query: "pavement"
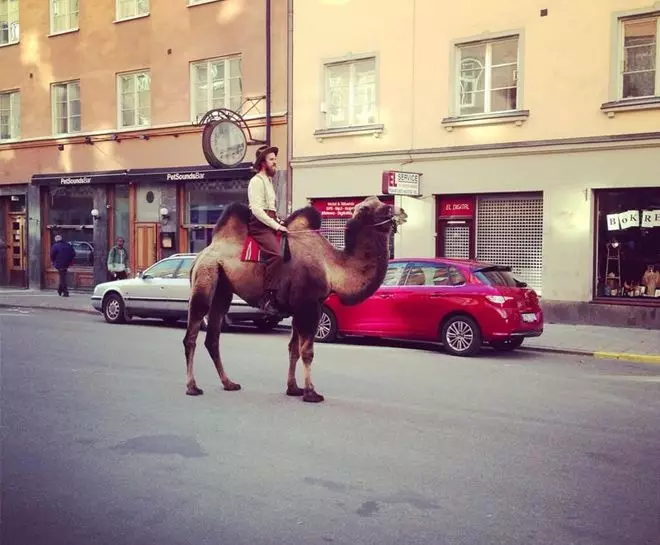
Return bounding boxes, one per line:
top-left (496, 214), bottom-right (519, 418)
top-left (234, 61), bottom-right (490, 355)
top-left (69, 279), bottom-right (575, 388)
top-left (1, 287), bottom-right (659, 364)
top-left (2, 309), bottom-right (659, 545)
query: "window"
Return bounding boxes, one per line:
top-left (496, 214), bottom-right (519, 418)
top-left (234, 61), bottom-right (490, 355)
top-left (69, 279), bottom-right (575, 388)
top-left (116, 0), bottom-right (149, 20)
top-left (324, 57), bottom-right (377, 128)
top-left (52, 80), bottom-right (81, 134)
top-left (117, 71), bottom-right (151, 128)
top-left (190, 56), bottom-right (242, 122)
top-left (175, 258), bottom-right (195, 279)
top-left (50, 0), bottom-right (79, 34)
top-left (0, 90), bottom-right (20, 140)
top-left (382, 262), bottom-right (407, 286)
top-left (620, 16), bottom-right (659, 99)
top-left (595, 188), bottom-right (660, 300)
top-left (48, 186), bottom-right (94, 268)
top-left (402, 263), bottom-right (467, 287)
top-left (114, 185), bottom-right (130, 251)
top-left (456, 36), bottom-right (519, 116)
top-left (0, 0), bottom-right (19, 45)
top-left (144, 259), bottom-right (182, 279)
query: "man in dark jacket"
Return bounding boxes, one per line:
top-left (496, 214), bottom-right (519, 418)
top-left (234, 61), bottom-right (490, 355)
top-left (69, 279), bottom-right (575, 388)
top-left (50, 235), bottom-right (76, 296)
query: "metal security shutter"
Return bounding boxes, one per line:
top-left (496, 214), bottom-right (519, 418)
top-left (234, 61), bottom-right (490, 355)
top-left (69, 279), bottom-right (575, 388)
top-left (320, 218), bottom-right (395, 257)
top-left (476, 194), bottom-right (544, 293)
top-left (443, 224), bottom-right (471, 259)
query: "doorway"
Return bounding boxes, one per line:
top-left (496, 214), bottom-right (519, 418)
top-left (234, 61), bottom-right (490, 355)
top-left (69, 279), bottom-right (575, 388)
top-left (1, 196), bottom-right (28, 287)
top-left (135, 223), bottom-right (159, 274)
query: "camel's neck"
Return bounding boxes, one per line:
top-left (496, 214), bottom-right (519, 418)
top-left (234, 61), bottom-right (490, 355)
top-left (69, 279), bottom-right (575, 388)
top-left (330, 227), bottom-right (390, 305)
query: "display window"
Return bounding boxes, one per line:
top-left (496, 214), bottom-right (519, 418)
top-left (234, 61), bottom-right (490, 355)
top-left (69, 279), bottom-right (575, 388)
top-left (595, 188), bottom-right (660, 301)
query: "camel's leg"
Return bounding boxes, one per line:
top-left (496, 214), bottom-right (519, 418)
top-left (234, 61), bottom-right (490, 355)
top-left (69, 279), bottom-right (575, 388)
top-left (204, 276), bottom-right (241, 392)
top-left (286, 327), bottom-right (304, 396)
top-left (293, 305), bottom-right (324, 403)
top-left (183, 264), bottom-right (216, 396)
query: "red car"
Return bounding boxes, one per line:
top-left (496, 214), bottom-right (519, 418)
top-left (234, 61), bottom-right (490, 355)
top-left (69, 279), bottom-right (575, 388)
top-left (315, 258), bottom-right (544, 356)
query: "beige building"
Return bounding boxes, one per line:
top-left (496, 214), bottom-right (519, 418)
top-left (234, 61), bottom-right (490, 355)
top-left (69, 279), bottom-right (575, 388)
top-left (290, 0), bottom-right (660, 327)
top-left (0, 0), bottom-right (288, 290)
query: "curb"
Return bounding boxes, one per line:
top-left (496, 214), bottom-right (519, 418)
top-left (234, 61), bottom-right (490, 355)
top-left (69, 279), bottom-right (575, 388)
top-left (521, 346), bottom-right (594, 358)
top-left (593, 351), bottom-right (660, 365)
top-left (0, 303), bottom-right (98, 316)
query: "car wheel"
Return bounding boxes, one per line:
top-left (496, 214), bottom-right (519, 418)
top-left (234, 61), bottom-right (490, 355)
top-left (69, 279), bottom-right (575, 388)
top-left (254, 317), bottom-right (280, 332)
top-left (315, 307), bottom-right (337, 343)
top-left (441, 315), bottom-right (482, 357)
top-left (103, 293), bottom-right (126, 324)
top-left (491, 338), bottom-right (524, 351)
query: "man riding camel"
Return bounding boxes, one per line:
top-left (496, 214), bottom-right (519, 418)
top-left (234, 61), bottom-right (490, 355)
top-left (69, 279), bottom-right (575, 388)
top-left (247, 144), bottom-right (288, 315)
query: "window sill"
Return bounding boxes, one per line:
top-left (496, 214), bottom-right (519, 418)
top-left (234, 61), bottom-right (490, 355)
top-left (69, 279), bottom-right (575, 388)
top-left (600, 97), bottom-right (660, 117)
top-left (314, 124), bottom-right (384, 142)
top-left (0, 41), bottom-right (19, 49)
top-left (48, 28), bottom-right (80, 38)
top-left (187, 0), bottom-right (224, 7)
top-left (0, 137), bottom-right (20, 144)
top-left (113, 14), bottom-right (150, 24)
top-left (441, 110), bottom-right (530, 131)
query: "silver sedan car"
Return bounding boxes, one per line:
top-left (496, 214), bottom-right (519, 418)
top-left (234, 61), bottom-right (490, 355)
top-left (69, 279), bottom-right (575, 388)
top-left (90, 253), bottom-right (283, 331)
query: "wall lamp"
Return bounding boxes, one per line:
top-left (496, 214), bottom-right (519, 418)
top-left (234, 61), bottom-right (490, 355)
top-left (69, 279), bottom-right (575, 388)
top-left (91, 208), bottom-right (100, 221)
top-left (159, 207), bottom-right (170, 219)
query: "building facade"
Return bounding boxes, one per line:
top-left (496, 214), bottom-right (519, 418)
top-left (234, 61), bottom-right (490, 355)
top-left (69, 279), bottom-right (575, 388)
top-left (290, 0), bottom-right (660, 328)
top-left (0, 0), bottom-right (288, 291)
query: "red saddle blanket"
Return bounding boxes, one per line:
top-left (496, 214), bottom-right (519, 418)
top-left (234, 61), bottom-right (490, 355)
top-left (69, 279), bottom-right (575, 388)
top-left (240, 232), bottom-right (287, 263)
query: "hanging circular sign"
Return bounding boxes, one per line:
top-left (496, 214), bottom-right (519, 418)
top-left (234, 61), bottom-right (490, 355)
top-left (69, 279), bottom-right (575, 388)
top-left (202, 119), bottom-right (248, 168)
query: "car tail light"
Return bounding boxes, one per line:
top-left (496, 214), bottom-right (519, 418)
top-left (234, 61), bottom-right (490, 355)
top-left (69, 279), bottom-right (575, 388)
top-left (485, 295), bottom-right (514, 305)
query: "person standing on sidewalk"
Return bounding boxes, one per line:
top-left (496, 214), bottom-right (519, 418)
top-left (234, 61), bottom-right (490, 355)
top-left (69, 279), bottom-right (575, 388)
top-left (247, 145), bottom-right (288, 315)
top-left (107, 237), bottom-right (130, 280)
top-left (50, 234), bottom-right (75, 297)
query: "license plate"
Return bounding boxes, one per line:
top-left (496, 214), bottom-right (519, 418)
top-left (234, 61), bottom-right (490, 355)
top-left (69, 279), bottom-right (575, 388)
top-left (521, 313), bottom-right (536, 323)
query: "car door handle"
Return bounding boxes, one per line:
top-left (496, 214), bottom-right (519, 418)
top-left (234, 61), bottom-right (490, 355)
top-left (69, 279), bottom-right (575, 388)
top-left (430, 293), bottom-right (444, 298)
top-left (378, 294), bottom-right (393, 299)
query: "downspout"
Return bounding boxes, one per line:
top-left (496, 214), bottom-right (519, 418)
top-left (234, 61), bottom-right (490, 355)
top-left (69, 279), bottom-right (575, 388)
top-left (266, 0), bottom-right (272, 146)
top-left (285, 0), bottom-right (293, 213)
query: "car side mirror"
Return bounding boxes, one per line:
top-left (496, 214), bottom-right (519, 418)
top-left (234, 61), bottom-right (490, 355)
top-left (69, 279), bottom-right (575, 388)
top-left (516, 280), bottom-right (528, 288)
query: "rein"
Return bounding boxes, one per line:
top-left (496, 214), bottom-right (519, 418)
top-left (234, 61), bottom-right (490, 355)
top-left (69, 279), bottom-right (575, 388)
top-left (284, 217), bottom-right (396, 236)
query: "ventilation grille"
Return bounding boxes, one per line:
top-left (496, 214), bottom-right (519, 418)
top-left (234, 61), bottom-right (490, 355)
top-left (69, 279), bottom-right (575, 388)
top-left (476, 195), bottom-right (544, 293)
top-left (320, 218), bottom-right (395, 257)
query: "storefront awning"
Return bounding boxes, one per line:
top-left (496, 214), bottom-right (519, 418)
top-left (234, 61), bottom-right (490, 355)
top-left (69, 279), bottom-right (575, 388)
top-left (31, 170), bottom-right (127, 186)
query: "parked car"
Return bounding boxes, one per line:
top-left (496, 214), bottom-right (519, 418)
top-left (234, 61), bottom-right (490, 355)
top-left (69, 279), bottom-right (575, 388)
top-left (90, 253), bottom-right (283, 331)
top-left (315, 258), bottom-right (543, 356)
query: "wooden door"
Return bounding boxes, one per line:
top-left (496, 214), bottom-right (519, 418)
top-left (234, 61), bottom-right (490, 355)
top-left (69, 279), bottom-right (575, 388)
top-left (135, 223), bottom-right (159, 275)
top-left (7, 214), bottom-right (27, 287)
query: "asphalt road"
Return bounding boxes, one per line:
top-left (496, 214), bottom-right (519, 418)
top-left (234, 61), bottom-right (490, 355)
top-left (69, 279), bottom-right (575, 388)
top-left (1, 308), bottom-right (659, 545)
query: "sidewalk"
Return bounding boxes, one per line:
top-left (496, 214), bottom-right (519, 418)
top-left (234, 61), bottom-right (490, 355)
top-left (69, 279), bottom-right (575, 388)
top-left (1, 288), bottom-right (658, 363)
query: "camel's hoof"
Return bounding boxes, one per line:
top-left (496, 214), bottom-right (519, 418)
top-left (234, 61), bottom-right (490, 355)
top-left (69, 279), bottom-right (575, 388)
top-left (302, 389), bottom-right (325, 403)
top-left (186, 386), bottom-right (204, 396)
top-left (223, 381), bottom-right (241, 391)
top-left (286, 384), bottom-right (304, 397)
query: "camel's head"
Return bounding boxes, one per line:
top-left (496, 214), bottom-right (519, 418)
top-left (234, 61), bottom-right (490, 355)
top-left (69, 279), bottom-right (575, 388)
top-left (351, 196), bottom-right (408, 233)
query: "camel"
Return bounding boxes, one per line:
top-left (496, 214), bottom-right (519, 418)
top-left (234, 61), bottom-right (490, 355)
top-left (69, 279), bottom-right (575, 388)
top-left (182, 195), bottom-right (408, 403)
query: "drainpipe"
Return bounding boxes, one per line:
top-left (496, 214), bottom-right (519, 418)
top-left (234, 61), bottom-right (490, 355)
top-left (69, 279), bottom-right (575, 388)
top-left (266, 0), bottom-right (272, 146)
top-left (285, 0), bottom-right (293, 213)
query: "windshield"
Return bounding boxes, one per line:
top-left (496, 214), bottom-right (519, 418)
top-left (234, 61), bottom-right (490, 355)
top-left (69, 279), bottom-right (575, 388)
top-left (474, 267), bottom-right (524, 287)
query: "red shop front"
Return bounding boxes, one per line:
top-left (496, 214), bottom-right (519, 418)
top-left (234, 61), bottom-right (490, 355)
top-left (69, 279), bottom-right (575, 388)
top-left (435, 195), bottom-right (476, 259)
top-left (310, 196), bottom-right (395, 256)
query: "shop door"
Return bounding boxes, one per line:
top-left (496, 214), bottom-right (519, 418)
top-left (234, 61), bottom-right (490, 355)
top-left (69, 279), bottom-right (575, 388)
top-left (7, 214), bottom-right (27, 287)
top-left (135, 224), bottom-right (159, 274)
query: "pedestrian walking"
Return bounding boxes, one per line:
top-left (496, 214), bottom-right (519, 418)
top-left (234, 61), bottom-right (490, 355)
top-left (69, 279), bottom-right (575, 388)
top-left (50, 234), bottom-right (75, 297)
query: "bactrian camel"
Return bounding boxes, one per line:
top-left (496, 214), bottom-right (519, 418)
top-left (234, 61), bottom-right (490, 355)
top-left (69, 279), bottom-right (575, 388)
top-left (183, 195), bottom-right (408, 403)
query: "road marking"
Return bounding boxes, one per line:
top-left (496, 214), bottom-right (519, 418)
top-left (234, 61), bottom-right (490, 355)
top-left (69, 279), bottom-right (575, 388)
top-left (594, 351), bottom-right (660, 365)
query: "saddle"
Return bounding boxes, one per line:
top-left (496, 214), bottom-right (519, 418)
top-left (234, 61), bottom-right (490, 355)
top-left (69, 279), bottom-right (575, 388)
top-left (240, 232), bottom-right (291, 263)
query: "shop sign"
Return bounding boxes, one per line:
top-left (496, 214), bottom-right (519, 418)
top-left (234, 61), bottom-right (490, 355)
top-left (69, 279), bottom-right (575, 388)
top-left (202, 119), bottom-right (248, 169)
top-left (313, 196), bottom-right (395, 218)
top-left (59, 176), bottom-right (92, 185)
top-left (381, 171), bottom-right (422, 196)
top-left (607, 209), bottom-right (660, 230)
top-left (438, 197), bottom-right (475, 218)
top-left (165, 171), bottom-right (206, 182)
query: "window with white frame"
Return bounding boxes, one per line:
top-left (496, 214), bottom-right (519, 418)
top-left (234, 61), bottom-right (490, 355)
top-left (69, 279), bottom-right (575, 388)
top-left (50, 0), bottom-right (79, 34)
top-left (52, 81), bottom-right (81, 134)
top-left (116, 0), bottom-right (149, 20)
top-left (456, 36), bottom-right (519, 116)
top-left (118, 71), bottom-right (151, 128)
top-left (0, 90), bottom-right (20, 140)
top-left (619, 15), bottom-right (659, 99)
top-left (324, 57), bottom-right (377, 128)
top-left (190, 56), bottom-right (242, 122)
top-left (0, 0), bottom-right (20, 45)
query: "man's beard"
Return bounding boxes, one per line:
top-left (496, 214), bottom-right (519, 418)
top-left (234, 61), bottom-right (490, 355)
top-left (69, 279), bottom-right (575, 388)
top-left (265, 165), bottom-right (276, 177)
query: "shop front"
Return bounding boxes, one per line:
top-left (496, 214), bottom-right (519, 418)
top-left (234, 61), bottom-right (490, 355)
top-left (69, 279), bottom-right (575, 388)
top-left (594, 187), bottom-right (660, 305)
